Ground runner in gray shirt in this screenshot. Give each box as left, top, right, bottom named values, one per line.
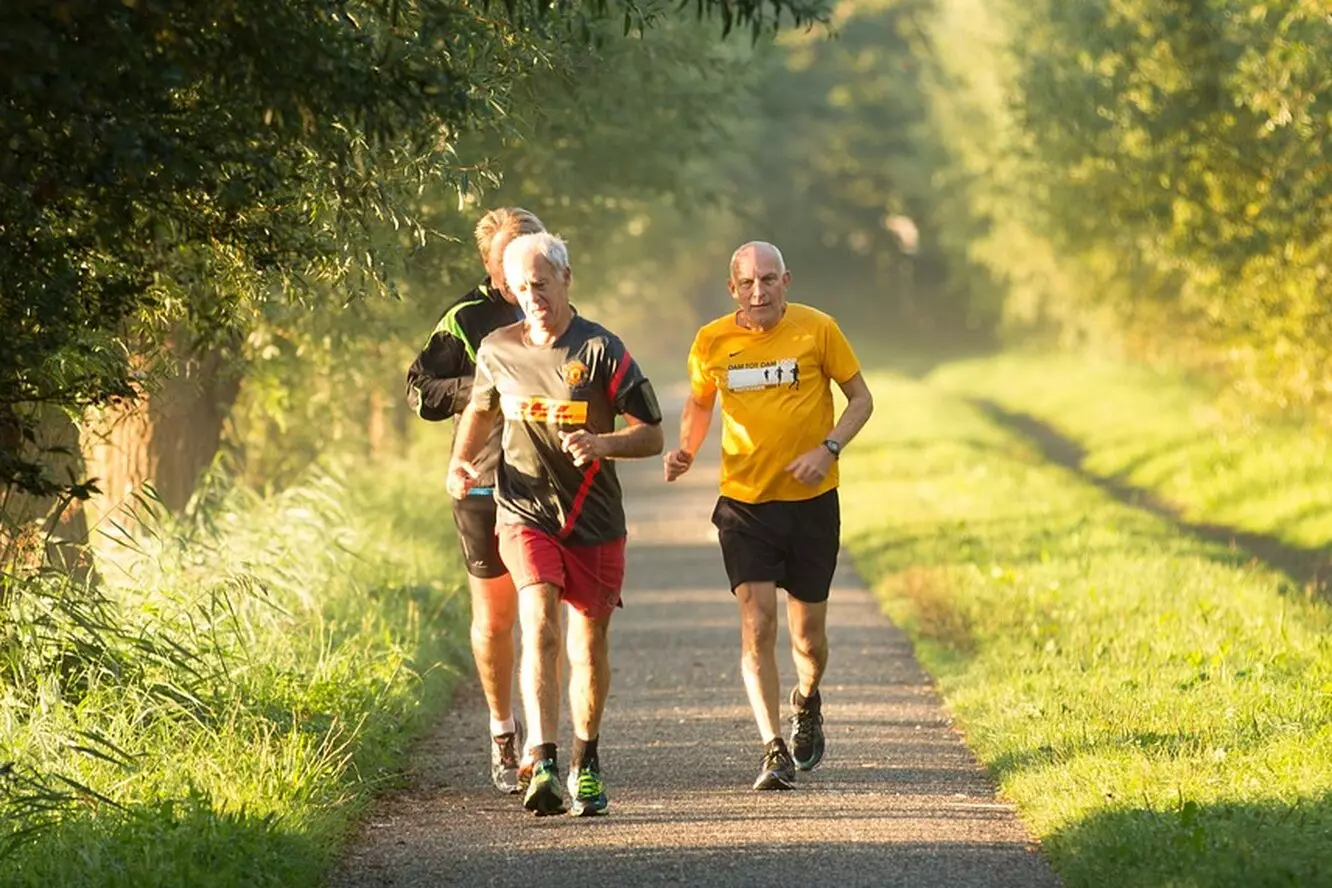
left=448, top=232, right=663, bottom=817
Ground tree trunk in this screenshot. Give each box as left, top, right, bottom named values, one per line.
left=0, top=406, right=97, bottom=583
left=82, top=337, right=243, bottom=536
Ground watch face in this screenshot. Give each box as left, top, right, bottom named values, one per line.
left=824, top=439, right=841, bottom=455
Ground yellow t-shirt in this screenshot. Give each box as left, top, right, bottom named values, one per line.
left=688, top=303, right=861, bottom=504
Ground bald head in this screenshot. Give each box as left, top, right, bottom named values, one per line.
left=729, top=241, right=786, bottom=281
left=727, top=240, right=791, bottom=332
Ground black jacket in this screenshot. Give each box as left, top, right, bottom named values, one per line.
left=405, top=280, right=520, bottom=486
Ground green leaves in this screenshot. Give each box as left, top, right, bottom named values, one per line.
left=2, top=0, right=833, bottom=505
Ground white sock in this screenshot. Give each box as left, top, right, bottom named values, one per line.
left=490, top=716, right=516, bottom=737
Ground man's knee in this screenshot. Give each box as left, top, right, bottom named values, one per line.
left=522, top=618, right=561, bottom=659
left=790, top=628, right=828, bottom=662
left=567, top=615, right=610, bottom=668
left=469, top=575, right=518, bottom=635
left=518, top=585, right=561, bottom=651
left=740, top=610, right=779, bottom=657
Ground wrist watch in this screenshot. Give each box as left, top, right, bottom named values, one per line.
left=822, top=439, right=842, bottom=459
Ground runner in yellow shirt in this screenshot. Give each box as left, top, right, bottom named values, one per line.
left=664, top=241, right=874, bottom=790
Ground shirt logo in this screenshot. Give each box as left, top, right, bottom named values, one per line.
left=501, top=395, right=589, bottom=425
left=726, top=358, right=800, bottom=392
left=561, top=359, right=590, bottom=389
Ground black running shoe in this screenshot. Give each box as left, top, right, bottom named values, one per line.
left=789, top=688, right=825, bottom=771
left=491, top=720, right=526, bottom=794
left=753, top=739, right=797, bottom=791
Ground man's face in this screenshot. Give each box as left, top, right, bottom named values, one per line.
left=485, top=230, right=518, bottom=303
left=505, top=251, right=571, bottom=324
left=728, top=246, right=790, bottom=331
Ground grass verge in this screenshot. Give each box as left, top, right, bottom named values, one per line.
left=840, top=353, right=1332, bottom=888
left=0, top=454, right=470, bottom=887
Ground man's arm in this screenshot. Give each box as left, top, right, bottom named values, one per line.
left=405, top=329, right=474, bottom=421
left=827, top=372, right=873, bottom=450
left=663, top=390, right=716, bottom=482
left=446, top=402, right=499, bottom=498
left=562, top=415, right=663, bottom=466
left=559, top=376, right=666, bottom=466
left=784, top=372, right=874, bottom=486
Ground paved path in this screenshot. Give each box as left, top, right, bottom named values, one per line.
left=330, top=418, right=1061, bottom=888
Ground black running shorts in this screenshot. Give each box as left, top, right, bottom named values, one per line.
left=710, top=488, right=840, bottom=604
left=451, top=494, right=507, bottom=579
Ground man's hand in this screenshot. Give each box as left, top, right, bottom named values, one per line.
left=559, top=429, right=606, bottom=467
left=784, top=446, right=836, bottom=486
left=446, top=459, right=480, bottom=499
left=663, top=448, right=694, bottom=482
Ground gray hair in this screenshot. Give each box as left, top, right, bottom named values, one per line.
left=504, top=232, right=570, bottom=276
left=729, top=241, right=786, bottom=279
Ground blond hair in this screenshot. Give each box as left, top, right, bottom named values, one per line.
left=474, top=207, right=545, bottom=262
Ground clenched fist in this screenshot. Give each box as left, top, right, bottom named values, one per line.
left=663, top=448, right=694, bottom=482
left=559, top=429, right=606, bottom=467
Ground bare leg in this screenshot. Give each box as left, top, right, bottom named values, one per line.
left=735, top=581, right=781, bottom=743
left=566, top=607, right=613, bottom=742
left=786, top=597, right=828, bottom=700
left=467, top=573, right=519, bottom=726
left=518, top=582, right=563, bottom=750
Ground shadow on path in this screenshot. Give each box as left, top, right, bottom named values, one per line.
left=969, top=398, right=1331, bottom=595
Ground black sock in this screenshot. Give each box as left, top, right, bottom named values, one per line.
left=532, top=742, right=558, bottom=767
left=766, top=736, right=788, bottom=754
left=571, top=737, right=599, bottom=771
left=794, top=688, right=820, bottom=710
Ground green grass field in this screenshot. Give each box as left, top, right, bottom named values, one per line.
left=6, top=349, right=1331, bottom=886
left=840, top=352, right=1332, bottom=887
left=0, top=455, right=472, bottom=887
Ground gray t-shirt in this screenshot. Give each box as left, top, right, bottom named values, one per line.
left=471, top=315, right=662, bottom=545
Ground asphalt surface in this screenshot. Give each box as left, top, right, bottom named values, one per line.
left=329, top=415, right=1061, bottom=888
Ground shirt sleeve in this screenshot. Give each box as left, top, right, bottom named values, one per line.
left=687, top=330, right=716, bottom=400
left=470, top=342, right=500, bottom=412
left=605, top=338, right=662, bottom=424
left=404, top=327, right=473, bottom=421
left=821, top=317, right=861, bottom=384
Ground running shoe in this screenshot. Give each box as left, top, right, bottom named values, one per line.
left=566, top=764, right=609, bottom=817
left=523, top=758, right=567, bottom=816
left=789, top=688, right=825, bottom=771
left=753, top=739, right=797, bottom=791
left=490, top=719, right=526, bottom=794
left=517, top=748, right=534, bottom=791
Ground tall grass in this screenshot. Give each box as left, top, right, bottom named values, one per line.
left=0, top=454, right=469, bottom=887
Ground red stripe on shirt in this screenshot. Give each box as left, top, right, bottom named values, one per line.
left=560, top=459, right=602, bottom=539
left=607, top=351, right=633, bottom=404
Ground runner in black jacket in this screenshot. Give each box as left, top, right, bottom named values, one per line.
left=405, top=207, right=545, bottom=794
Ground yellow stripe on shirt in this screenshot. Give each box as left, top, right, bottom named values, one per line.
left=500, top=395, right=589, bottom=425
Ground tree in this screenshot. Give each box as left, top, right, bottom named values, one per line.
left=1, top=0, right=831, bottom=559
